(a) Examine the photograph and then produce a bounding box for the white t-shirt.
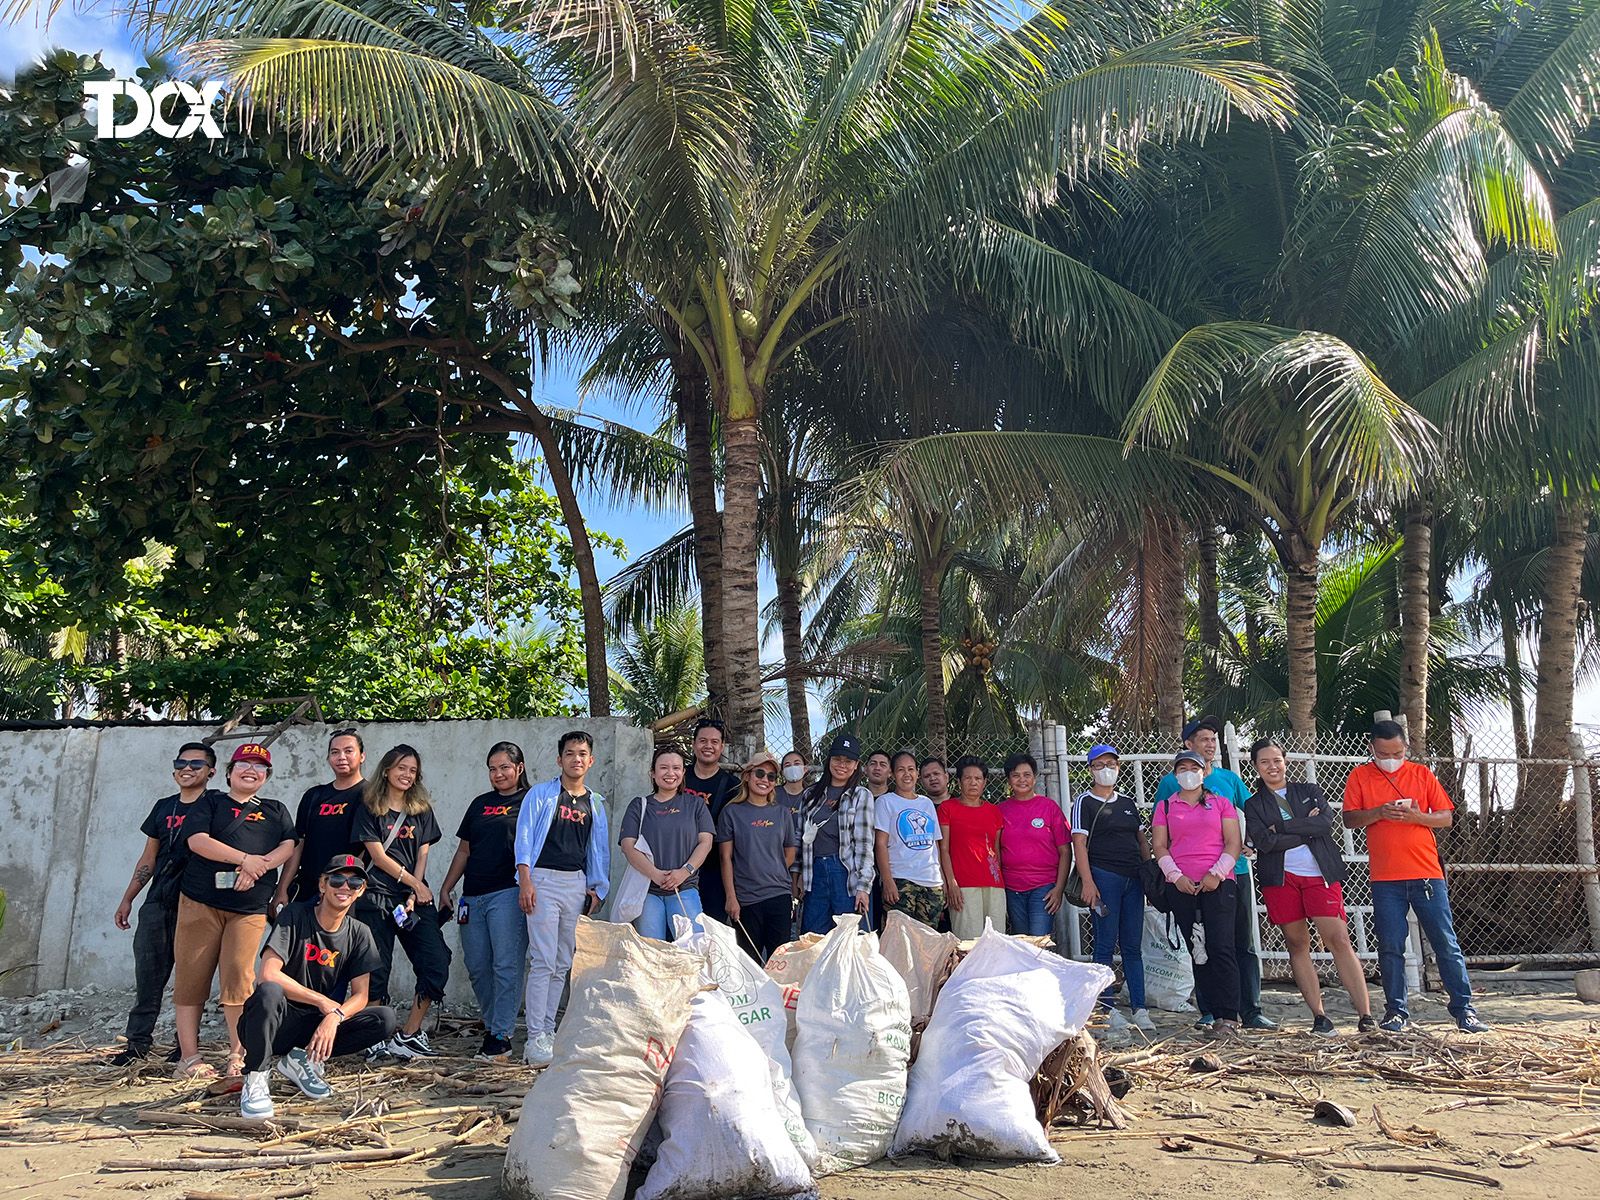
[1273,788,1323,879]
[874,792,943,888]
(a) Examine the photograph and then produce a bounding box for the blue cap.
[1086,743,1119,764]
[1182,714,1222,741]
[827,733,861,761]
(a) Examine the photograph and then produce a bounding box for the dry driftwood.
[1371,1103,1441,1147]
[179,1189,314,1200]
[1033,1032,1128,1130]
[1516,1121,1600,1155]
[135,1110,302,1133]
[1180,1131,1502,1189]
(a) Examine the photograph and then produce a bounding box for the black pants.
[734,894,792,963]
[240,982,398,1073]
[354,896,452,1005]
[1196,874,1264,1019]
[697,864,728,925]
[124,890,179,1051]
[1166,880,1241,1021]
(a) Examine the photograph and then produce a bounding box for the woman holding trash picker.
[717,749,799,961]
[618,745,715,942]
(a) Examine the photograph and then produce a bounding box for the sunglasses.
[749,768,778,782]
[325,874,366,890]
[172,758,210,771]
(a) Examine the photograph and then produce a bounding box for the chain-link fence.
[880,723,1600,980]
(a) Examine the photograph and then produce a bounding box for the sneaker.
[1357,1014,1378,1034]
[387,1031,436,1060]
[275,1048,332,1100]
[1456,1012,1491,1034]
[1193,1013,1215,1030]
[363,1042,390,1063]
[524,1032,555,1068]
[1106,1009,1130,1032]
[239,1071,274,1119]
[1311,1014,1336,1037]
[1379,1012,1410,1033]
[476,1034,512,1062]
[1131,1008,1157,1033]
[1242,1010,1278,1030]
[107,1045,151,1067]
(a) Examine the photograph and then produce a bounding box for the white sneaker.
[1132,1008,1157,1033]
[275,1047,332,1099]
[1107,1008,1130,1032]
[524,1032,554,1068]
[240,1070,274,1119]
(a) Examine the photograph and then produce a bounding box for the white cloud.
[2,4,146,80]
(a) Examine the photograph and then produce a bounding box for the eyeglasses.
[172,758,210,771]
[325,874,365,890]
[749,768,778,782]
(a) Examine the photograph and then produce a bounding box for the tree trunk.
[1197,522,1221,697]
[720,415,765,755]
[1399,498,1433,749]
[1282,534,1321,740]
[776,567,811,761]
[1521,493,1592,814]
[677,365,728,714]
[1498,587,1530,758]
[1152,510,1187,738]
[918,553,950,762]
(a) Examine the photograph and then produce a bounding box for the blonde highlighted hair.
[364,743,432,815]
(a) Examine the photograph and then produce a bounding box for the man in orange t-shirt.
[1343,720,1486,1034]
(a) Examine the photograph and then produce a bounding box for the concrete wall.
[0,718,653,1004]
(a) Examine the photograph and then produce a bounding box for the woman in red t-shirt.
[937,756,1005,939]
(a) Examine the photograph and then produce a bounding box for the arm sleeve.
[715,805,735,843]
[618,797,643,843]
[1342,771,1371,812]
[455,804,474,842]
[264,914,293,964]
[1423,771,1455,813]
[695,802,715,837]
[139,801,164,841]
[294,789,315,838]
[873,794,893,833]
[351,808,380,844]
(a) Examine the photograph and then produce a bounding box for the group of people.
[109,713,1488,1119]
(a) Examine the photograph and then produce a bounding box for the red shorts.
[1263,873,1346,925]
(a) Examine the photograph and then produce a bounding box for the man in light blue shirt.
[1154,714,1275,1029]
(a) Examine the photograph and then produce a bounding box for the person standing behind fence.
[439,742,532,1062]
[1245,738,1375,1036]
[109,742,220,1066]
[1341,720,1489,1034]
[938,756,1005,939]
[514,730,610,1068]
[683,719,740,924]
[718,749,800,960]
[797,734,875,934]
[353,745,452,1061]
[998,752,1070,937]
[272,729,366,915]
[172,743,296,1081]
[919,756,950,802]
[875,750,947,926]
[1153,749,1243,1037]
[1070,744,1154,1034]
[1154,715,1274,1030]
[619,746,714,942]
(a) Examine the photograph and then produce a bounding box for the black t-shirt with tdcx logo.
[456,789,524,897]
[291,781,365,897]
[179,791,296,914]
[534,790,593,873]
[352,805,443,899]
[264,901,384,1002]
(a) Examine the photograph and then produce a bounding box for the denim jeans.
[802,855,852,935]
[1089,867,1145,1012]
[1371,877,1476,1019]
[124,889,179,1051]
[1007,884,1054,937]
[459,887,529,1040]
[634,887,704,941]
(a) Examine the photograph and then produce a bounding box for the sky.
[5,12,1595,743]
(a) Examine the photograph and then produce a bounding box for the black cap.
[322,853,370,879]
[827,733,861,761]
[1174,749,1206,769]
[1182,714,1222,741]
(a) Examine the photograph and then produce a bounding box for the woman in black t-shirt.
[440,742,531,1061]
[354,744,452,1060]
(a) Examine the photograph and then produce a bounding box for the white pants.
[523,868,587,1036]
[948,886,1007,940]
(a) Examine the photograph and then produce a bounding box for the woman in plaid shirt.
[796,734,878,933]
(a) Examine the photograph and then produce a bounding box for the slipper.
[173,1054,218,1082]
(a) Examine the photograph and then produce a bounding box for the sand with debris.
[1,978,1597,1200]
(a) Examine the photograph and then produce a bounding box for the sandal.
[174,1054,218,1082]
[223,1051,246,1079]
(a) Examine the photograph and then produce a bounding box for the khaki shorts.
[172,894,267,1007]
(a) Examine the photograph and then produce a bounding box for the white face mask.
[1091,766,1119,787]
[1375,756,1404,774]
[1175,770,1204,791]
[782,764,806,783]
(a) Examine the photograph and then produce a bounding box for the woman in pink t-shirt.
[1152,748,1244,1033]
[997,753,1070,936]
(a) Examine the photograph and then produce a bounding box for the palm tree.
[609,602,706,728]
[115,0,1293,750]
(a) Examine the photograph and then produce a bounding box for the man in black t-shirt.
[273,728,367,915]
[681,718,740,922]
[239,854,398,1119]
[109,741,219,1065]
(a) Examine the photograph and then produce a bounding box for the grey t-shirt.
[808,784,847,860]
[716,800,799,905]
[620,793,715,897]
